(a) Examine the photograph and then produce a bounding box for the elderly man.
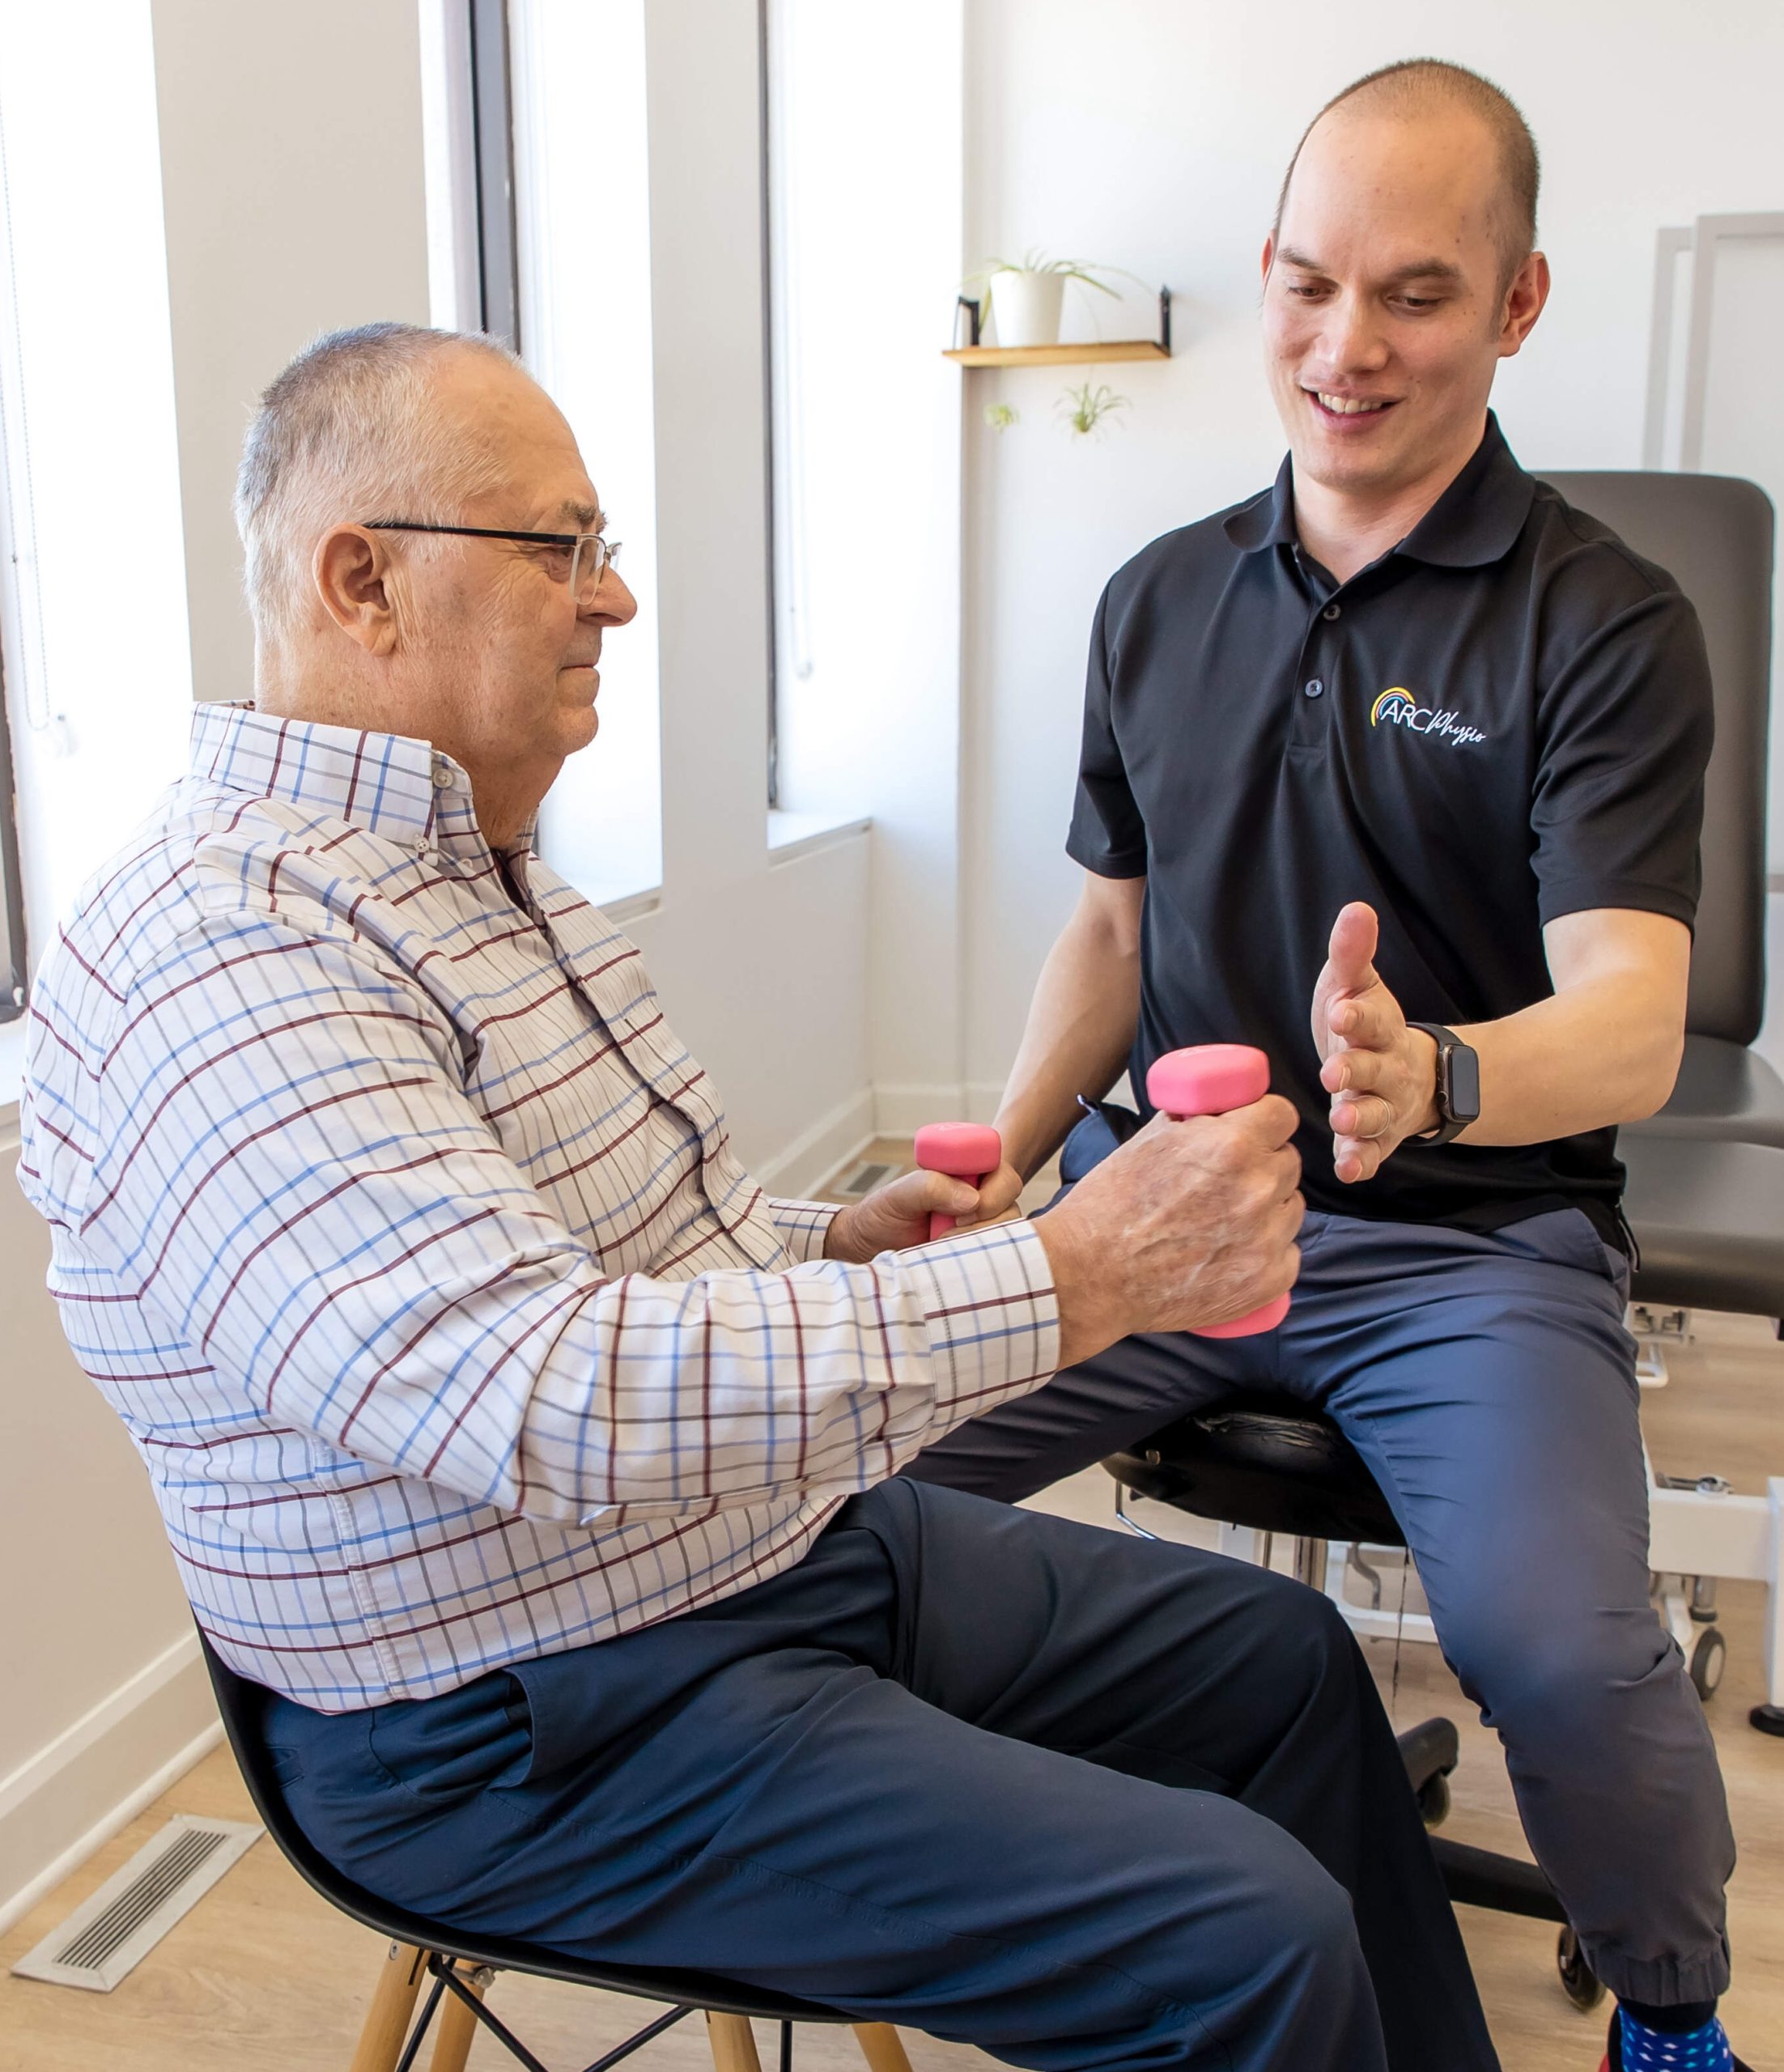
[972,59,1744,2072]
[19,323,1494,2072]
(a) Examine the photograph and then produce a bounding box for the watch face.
[1448,1042,1482,1123]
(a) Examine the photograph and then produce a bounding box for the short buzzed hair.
[234,321,521,643]
[1273,59,1540,295]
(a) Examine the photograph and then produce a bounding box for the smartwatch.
[1407,1022,1480,1148]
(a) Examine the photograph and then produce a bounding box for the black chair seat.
[1621,1136,1784,1319]
[1104,1393,1404,1547]
[1625,1035,1784,1151]
[198,1633,849,2025]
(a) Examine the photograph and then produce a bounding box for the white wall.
[958,0,1784,1093]
[151,0,434,706]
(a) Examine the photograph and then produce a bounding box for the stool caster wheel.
[1752,1704,1784,1737]
[1557,1926,1605,2011]
[1414,1769,1451,1830]
[1689,1628,1726,1700]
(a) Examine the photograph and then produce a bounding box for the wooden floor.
[4,1143,1780,2070]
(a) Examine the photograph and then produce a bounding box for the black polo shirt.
[1066,414,1713,1245]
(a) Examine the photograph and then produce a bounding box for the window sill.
[767,809,871,865]
[600,885,663,925]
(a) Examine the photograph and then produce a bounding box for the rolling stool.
[198,1634,917,2072]
[1104,1396,1607,2015]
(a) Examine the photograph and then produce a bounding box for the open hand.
[1310,902,1439,1183]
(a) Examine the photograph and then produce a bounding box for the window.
[427,0,665,908]
[762,1,960,835]
[0,5,192,1079]
[0,672,24,1026]
[0,366,32,1025]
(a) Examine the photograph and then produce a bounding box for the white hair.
[233,321,521,644]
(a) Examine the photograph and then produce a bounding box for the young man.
[966,59,1745,2072]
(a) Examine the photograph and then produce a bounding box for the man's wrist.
[822,1205,855,1261]
[1032,1202,1122,1369]
[1406,1025,1442,1139]
[992,1109,1047,1187]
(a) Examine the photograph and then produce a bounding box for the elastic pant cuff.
[1589,1936,1731,2007]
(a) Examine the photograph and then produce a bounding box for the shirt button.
[431,757,452,788]
[1304,677,1324,698]
[1322,603,1341,621]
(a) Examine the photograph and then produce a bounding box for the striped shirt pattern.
[18,704,1060,1710]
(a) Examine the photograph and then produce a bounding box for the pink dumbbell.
[912,1122,1003,1240]
[1145,1044,1291,1339]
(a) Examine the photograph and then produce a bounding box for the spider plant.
[1059,381,1128,438]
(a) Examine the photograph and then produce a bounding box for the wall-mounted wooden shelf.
[946,285,1172,366]
[945,338,1168,367]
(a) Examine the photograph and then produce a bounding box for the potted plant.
[972,249,1129,350]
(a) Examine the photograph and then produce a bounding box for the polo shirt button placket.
[1291,593,1336,745]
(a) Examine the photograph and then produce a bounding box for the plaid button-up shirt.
[18,705,1060,1710]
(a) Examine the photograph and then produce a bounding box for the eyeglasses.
[363,520,620,601]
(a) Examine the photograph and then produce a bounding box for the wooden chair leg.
[707,2012,765,2072]
[851,2024,915,2072]
[348,1940,427,2072]
[428,1960,491,2072]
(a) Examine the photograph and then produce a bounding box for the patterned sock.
[1615,2007,1734,2071]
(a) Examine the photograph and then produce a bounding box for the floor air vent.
[11,1815,261,1992]
[838,1160,899,1197]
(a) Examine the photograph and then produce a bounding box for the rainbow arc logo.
[1369,686,1487,749]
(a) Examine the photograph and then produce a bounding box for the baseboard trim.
[0,1633,221,1937]
[753,1086,877,1199]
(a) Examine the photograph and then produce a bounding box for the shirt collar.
[189,703,533,856]
[1222,411,1535,570]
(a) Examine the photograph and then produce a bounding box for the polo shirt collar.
[189,702,535,856]
[1223,456,1298,554]
[1222,411,1535,570]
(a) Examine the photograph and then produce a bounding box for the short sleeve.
[1530,574,1714,930]
[1066,586,1148,878]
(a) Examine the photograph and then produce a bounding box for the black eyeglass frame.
[361,519,619,590]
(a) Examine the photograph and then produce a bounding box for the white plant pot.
[989,269,1065,349]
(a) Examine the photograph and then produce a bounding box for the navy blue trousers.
[920,1107,1734,2007]
[265,1474,1496,2072]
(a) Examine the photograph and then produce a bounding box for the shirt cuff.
[893,1217,1062,1429]
[766,1195,843,1264]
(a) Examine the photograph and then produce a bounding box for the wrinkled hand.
[1035,1096,1303,1365]
[954,1159,1026,1229]
[1310,902,1439,1183]
[824,1167,986,1262]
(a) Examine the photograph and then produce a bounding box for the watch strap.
[1408,1021,1475,1148]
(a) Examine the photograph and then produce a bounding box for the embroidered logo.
[1369,686,1487,748]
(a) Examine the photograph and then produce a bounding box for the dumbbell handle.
[913,1122,1003,1240]
[1146,1044,1291,1340]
